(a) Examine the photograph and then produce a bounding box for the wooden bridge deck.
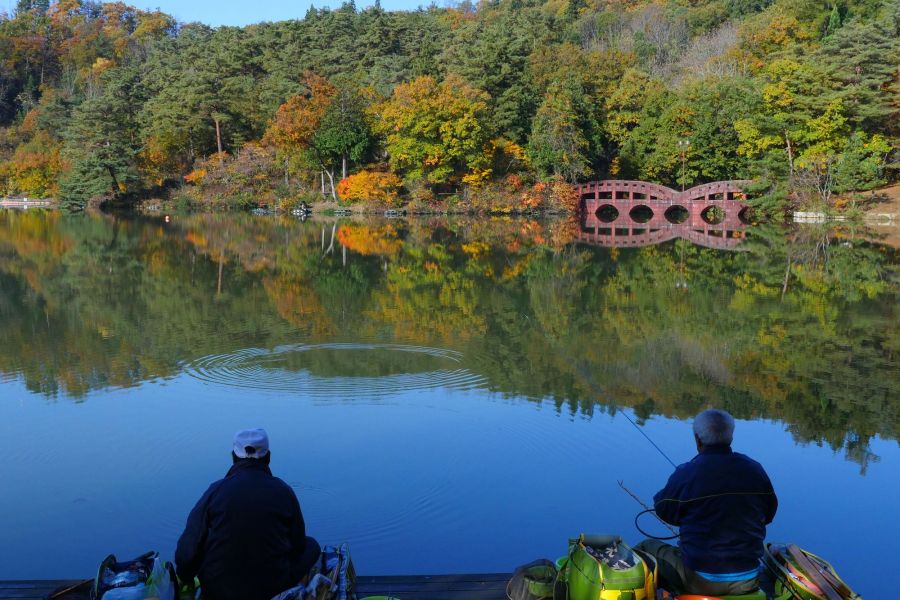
[1,573,510,599]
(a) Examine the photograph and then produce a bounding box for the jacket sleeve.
[763,471,778,525]
[287,490,308,579]
[653,466,687,526]
[175,484,216,582]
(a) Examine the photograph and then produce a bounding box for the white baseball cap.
[233,428,270,459]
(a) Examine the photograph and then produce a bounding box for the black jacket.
[653,444,777,574]
[175,459,308,600]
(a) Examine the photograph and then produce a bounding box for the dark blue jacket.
[653,444,777,574]
[175,459,308,600]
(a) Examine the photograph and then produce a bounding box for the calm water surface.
[0,210,897,596]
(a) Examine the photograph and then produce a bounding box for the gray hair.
[693,409,735,445]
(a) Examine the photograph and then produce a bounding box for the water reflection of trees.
[0,210,896,469]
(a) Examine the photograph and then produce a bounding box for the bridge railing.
[575,180,752,204]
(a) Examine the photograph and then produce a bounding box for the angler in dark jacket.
[175,429,320,600]
[636,409,777,597]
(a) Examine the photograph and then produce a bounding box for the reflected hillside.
[0,210,896,467]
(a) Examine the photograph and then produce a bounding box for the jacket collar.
[227,458,273,477]
[700,443,733,455]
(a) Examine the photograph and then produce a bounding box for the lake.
[0,209,897,597]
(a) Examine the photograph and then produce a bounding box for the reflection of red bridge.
[575,180,751,249]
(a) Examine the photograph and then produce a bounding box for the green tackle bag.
[561,535,655,600]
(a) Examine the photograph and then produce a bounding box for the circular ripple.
[182,343,489,398]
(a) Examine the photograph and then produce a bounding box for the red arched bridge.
[576,180,752,249]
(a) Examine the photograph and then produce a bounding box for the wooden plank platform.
[1,581,78,599]
[1,574,510,599]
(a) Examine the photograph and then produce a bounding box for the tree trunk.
[784,132,794,175]
[342,155,348,180]
[217,252,225,295]
[324,168,337,201]
[107,166,121,198]
[325,224,337,255]
[321,170,326,195]
[284,158,289,187]
[214,117,224,166]
[781,238,793,301]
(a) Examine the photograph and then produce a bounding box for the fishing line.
[618,407,678,469]
[617,480,679,538]
[634,509,679,540]
[655,491,777,504]
[573,363,678,469]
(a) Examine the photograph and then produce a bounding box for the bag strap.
[786,545,843,600]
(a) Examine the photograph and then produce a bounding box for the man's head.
[692,409,735,451]
[232,428,271,464]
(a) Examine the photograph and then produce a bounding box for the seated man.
[176,429,320,600]
[637,409,777,597]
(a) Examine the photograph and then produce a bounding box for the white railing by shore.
[0,198,56,208]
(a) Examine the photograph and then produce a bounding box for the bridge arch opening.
[701,206,725,225]
[596,204,620,223]
[664,205,689,224]
[629,205,654,224]
[738,206,752,224]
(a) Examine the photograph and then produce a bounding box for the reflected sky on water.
[0,210,897,596]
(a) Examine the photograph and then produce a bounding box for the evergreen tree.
[312,82,373,180]
[441,9,538,143]
[60,66,144,208]
[816,19,900,132]
[528,80,592,182]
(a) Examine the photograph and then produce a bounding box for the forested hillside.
[0,0,897,211]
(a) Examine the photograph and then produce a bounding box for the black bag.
[272,543,356,600]
[91,551,176,600]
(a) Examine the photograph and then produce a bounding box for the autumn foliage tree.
[263,73,338,196]
[4,130,63,197]
[374,74,493,188]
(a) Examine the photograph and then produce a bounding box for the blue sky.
[124,0,425,26]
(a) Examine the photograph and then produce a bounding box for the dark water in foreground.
[0,210,897,596]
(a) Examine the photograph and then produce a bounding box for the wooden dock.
[1,573,509,599]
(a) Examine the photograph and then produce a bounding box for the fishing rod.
[617,480,679,540]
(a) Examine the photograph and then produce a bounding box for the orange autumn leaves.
[2,131,64,198]
[264,74,336,160]
[336,171,403,205]
[336,223,403,256]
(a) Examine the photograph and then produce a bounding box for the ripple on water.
[181,343,490,399]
